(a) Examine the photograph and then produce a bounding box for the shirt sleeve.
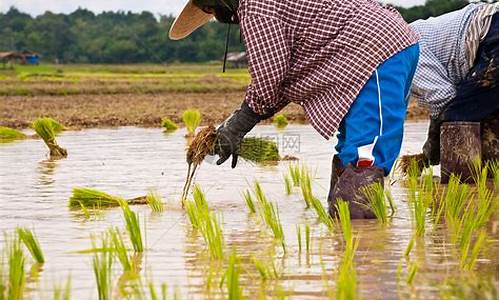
[240,14,291,117]
[411,43,457,118]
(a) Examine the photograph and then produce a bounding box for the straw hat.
[169,1,214,40]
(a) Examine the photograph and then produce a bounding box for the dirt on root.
[0,92,427,130]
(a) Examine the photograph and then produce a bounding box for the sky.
[1,0,427,17]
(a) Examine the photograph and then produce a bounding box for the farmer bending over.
[169,0,419,219]
[408,3,499,172]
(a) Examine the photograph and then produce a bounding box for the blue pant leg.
[336,44,420,175]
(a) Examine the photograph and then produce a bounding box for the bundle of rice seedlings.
[68,187,147,209]
[16,227,44,264]
[0,126,26,143]
[398,153,429,176]
[182,109,201,135]
[146,190,165,213]
[182,125,280,202]
[272,114,288,129]
[32,117,67,159]
[161,117,178,132]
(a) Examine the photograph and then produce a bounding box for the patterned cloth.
[237,0,418,139]
[410,3,499,117]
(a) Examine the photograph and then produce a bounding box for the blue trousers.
[335,44,420,175]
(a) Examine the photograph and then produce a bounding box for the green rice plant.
[91,234,114,300]
[253,181,267,206]
[253,257,280,282]
[406,165,435,237]
[53,276,72,300]
[146,190,165,213]
[460,229,487,271]
[336,243,359,300]
[182,109,201,135]
[336,200,353,251]
[108,228,131,272]
[258,201,286,253]
[490,160,499,191]
[32,117,67,158]
[404,237,415,258]
[200,212,225,260]
[69,187,123,208]
[283,175,292,196]
[6,234,26,300]
[120,201,144,253]
[296,225,302,255]
[0,126,26,143]
[406,261,419,285]
[443,175,470,236]
[310,197,334,232]
[305,223,311,256]
[147,281,168,300]
[288,164,302,187]
[299,168,313,208]
[272,114,288,129]
[362,182,395,225]
[242,190,256,214]
[223,249,243,299]
[240,137,280,163]
[161,117,178,132]
[16,227,44,264]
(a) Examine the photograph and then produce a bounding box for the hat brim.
[169,1,214,40]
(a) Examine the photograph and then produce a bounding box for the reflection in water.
[37,160,57,186]
[0,124,497,299]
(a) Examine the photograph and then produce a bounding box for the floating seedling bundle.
[69,187,147,209]
[0,126,26,143]
[32,117,67,159]
[181,125,281,201]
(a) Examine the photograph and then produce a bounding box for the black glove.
[214,102,269,168]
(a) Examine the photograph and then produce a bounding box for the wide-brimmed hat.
[169,1,214,40]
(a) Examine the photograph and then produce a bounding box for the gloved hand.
[214,101,267,168]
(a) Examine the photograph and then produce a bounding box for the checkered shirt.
[410,3,499,118]
[238,0,418,139]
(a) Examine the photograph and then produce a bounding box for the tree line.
[0,0,471,63]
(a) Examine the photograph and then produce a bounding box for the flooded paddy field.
[0,123,497,299]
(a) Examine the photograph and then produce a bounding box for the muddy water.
[0,123,497,299]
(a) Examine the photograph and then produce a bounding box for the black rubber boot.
[327,155,343,207]
[328,165,384,219]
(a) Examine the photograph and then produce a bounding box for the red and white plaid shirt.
[238,0,419,139]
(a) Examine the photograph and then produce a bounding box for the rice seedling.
[443,175,470,236]
[283,175,292,195]
[310,197,334,232]
[161,117,178,132]
[288,163,302,187]
[147,281,168,300]
[68,187,147,209]
[362,182,396,225]
[146,190,165,213]
[296,225,302,255]
[91,234,114,300]
[460,229,487,271]
[222,249,243,300]
[336,200,353,250]
[16,227,44,264]
[32,117,67,159]
[305,223,311,256]
[52,276,72,300]
[242,189,256,214]
[108,228,131,272]
[182,126,280,202]
[6,234,26,300]
[120,201,144,253]
[405,161,435,237]
[406,261,419,285]
[272,113,288,129]
[490,160,499,191]
[254,184,286,253]
[0,126,26,143]
[299,168,313,208]
[335,242,359,300]
[404,237,415,258]
[253,257,280,282]
[182,109,201,135]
